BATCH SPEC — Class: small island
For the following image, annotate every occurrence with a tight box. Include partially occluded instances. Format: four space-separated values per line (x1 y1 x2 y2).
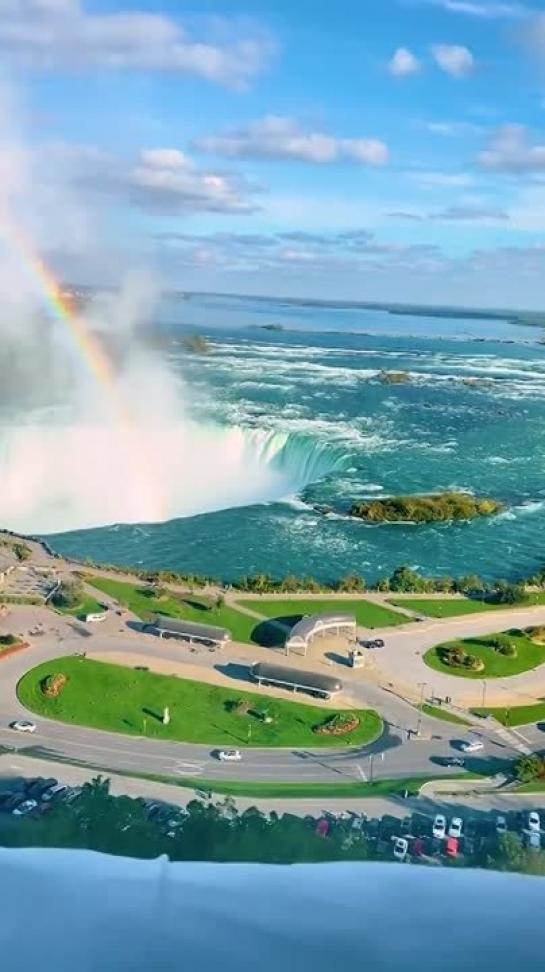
349 492 504 524
377 370 411 385
184 334 211 354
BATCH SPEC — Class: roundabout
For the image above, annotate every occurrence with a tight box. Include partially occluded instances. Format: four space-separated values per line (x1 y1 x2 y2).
2 585 545 795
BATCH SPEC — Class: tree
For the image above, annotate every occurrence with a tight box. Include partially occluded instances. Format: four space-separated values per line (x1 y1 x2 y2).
337 574 365 593
51 578 84 608
491 581 526 605
388 566 432 593
515 754 545 783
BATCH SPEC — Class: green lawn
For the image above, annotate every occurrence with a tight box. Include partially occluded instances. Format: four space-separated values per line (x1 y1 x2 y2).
236 597 409 628
86 576 259 644
424 631 545 679
420 703 472 726
390 593 545 618
168 775 470 799
388 597 502 618
516 781 545 793
55 594 105 620
18 657 383 748
471 702 545 727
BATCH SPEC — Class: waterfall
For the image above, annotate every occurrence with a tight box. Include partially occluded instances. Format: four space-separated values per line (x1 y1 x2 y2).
0 415 347 535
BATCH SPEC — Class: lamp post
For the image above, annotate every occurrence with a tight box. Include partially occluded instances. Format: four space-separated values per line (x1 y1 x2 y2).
368 751 384 783
416 681 427 736
482 681 487 708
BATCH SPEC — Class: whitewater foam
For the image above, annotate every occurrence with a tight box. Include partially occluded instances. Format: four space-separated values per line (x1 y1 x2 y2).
0 412 348 534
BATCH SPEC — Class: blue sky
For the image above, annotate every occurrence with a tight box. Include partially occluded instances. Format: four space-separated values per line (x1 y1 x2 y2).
8 0 545 307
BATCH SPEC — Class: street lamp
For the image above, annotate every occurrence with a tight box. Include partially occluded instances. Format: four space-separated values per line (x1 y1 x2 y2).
368 751 384 783
481 680 487 708
416 681 428 736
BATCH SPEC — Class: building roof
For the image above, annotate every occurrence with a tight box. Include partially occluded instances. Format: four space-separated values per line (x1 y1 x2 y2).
285 613 356 649
251 662 343 694
151 615 231 642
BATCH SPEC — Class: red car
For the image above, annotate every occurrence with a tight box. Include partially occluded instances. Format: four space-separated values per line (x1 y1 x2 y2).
446 837 459 858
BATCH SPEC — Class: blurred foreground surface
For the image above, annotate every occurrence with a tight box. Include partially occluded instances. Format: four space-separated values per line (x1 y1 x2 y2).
1 850 544 971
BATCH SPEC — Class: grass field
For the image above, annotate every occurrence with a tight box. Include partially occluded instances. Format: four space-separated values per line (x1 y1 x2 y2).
471 702 545 727
168 775 466 798
18 656 383 748
86 576 259 644
236 597 408 628
424 631 545 679
388 597 502 618
420 703 472 726
55 594 105 619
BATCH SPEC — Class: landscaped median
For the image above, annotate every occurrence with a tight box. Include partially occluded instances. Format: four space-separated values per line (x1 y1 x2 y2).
155 775 479 800
17 656 383 748
424 629 545 679
471 702 545 727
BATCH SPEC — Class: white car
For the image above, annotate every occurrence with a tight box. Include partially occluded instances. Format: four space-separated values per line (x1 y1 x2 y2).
527 811 541 833
217 750 242 762
496 815 508 835
12 799 37 816
448 817 463 839
10 720 36 734
392 837 408 861
460 738 484 754
432 814 447 839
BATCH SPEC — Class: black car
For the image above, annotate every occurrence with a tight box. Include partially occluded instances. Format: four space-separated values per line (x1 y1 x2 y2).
26 777 58 800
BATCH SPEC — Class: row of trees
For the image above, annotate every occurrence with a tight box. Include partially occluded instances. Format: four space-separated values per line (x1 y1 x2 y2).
3 776 545 876
75 559 545 601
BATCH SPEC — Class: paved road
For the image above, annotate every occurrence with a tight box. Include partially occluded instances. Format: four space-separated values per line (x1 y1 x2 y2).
0 606 528 786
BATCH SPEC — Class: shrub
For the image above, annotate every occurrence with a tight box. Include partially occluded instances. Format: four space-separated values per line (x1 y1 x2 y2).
440 645 484 672
41 673 68 698
515 754 545 783
314 712 360 736
526 626 545 643
0 633 18 646
488 634 517 657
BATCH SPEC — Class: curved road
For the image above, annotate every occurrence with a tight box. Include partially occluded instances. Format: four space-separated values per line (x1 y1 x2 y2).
0 603 538 786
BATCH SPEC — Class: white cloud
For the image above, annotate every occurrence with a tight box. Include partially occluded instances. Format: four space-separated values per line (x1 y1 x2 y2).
430 0 528 16
431 44 475 78
43 140 258 214
424 120 482 136
0 0 274 88
195 115 389 166
388 47 421 77
479 124 545 172
408 169 475 187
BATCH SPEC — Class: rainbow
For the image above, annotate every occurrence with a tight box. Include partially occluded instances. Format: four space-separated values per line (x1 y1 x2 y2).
7 221 131 423
2 222 166 523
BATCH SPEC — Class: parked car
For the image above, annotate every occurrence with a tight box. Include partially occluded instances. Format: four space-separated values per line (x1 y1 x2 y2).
373 638 385 648
392 837 409 861
525 831 541 850
12 799 38 816
9 720 36 733
460 738 484 754
527 811 541 833
496 815 508 835
41 784 69 802
216 750 242 762
445 837 459 858
409 836 426 858
26 778 58 801
432 814 447 839
448 817 463 839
